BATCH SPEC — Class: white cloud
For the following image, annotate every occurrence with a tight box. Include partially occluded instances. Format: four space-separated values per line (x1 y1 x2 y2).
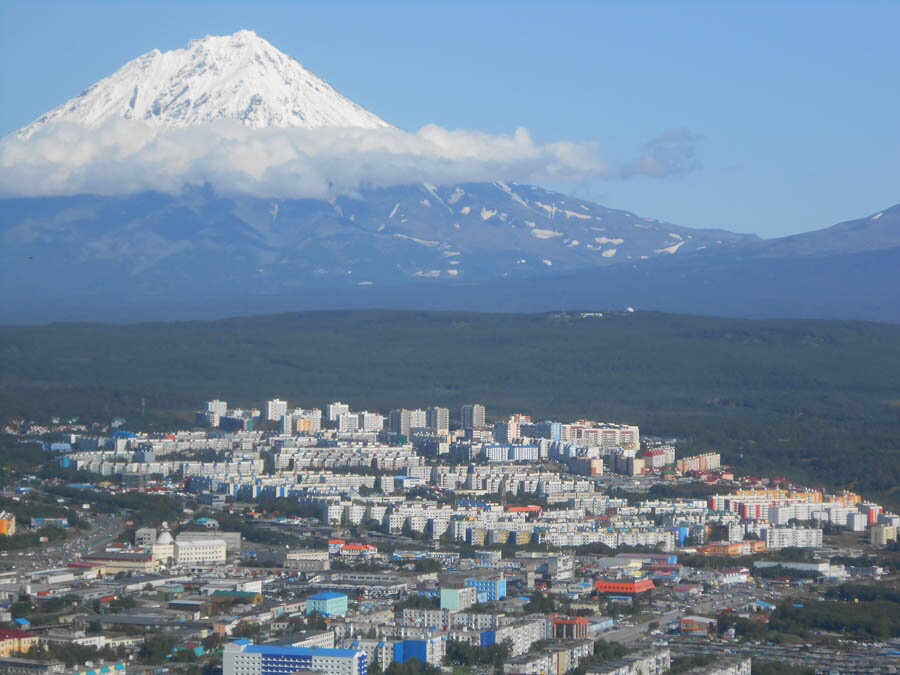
0 120 700 199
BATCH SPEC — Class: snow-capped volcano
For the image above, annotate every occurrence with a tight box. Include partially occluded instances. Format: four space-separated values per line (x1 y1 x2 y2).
16 30 390 138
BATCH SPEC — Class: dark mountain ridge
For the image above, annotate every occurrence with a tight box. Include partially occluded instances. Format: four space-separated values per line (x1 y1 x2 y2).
0 183 896 324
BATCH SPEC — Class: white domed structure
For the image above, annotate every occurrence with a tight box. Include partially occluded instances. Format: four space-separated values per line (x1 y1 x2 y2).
156 530 174 545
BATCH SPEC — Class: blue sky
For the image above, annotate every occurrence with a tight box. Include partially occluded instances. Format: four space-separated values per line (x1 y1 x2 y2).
1 0 898 238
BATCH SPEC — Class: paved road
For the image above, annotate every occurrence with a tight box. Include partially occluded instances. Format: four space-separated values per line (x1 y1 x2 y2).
3 514 124 573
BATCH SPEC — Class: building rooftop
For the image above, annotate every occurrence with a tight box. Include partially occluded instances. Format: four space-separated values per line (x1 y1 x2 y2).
309 591 347 600
244 645 361 658
0 629 36 639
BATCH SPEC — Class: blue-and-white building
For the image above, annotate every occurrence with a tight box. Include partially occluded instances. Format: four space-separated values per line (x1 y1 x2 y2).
224 640 366 675
465 575 507 601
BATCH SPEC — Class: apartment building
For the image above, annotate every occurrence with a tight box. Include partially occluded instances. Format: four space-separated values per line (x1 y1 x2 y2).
764 527 823 550
224 640 366 675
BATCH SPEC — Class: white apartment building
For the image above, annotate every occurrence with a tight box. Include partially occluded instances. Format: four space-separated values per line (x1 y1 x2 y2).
338 413 360 433
327 402 350 422
266 399 288 421
358 412 384 432
764 527 823 550
224 641 366 675
175 538 227 566
489 619 547 656
176 530 242 551
208 400 228 417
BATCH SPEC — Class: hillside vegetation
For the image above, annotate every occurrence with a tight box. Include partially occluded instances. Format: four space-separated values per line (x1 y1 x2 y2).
1 310 898 501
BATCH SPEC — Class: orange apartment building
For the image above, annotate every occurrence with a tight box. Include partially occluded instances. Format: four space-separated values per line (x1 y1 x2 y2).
594 578 655 596
0 512 15 536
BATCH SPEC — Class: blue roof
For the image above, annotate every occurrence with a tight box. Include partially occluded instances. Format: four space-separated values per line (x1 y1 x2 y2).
309 591 346 600
246 646 361 658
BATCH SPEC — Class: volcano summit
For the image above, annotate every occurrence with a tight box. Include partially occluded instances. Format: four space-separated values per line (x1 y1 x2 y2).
16 30 389 138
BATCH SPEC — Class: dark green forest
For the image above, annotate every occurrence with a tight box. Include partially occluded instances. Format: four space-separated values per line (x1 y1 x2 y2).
1 310 898 502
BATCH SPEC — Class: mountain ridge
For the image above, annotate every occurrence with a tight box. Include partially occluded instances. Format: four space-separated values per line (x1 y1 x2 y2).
0 181 759 296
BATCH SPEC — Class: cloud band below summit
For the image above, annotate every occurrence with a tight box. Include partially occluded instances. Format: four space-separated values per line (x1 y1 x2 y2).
0 120 699 199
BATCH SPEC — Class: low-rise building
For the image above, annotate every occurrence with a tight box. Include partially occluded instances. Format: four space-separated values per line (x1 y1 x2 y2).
0 513 15 537
306 592 349 617
0 631 38 658
175 538 227 566
680 616 717 636
285 549 331 572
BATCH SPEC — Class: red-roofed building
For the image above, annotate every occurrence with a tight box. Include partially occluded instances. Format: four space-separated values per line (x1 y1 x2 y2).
672 584 703 599
594 578 654 596
68 561 101 569
339 543 377 559
0 629 38 656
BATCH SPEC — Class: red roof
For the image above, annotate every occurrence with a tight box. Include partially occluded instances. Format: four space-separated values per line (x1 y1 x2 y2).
0 629 36 640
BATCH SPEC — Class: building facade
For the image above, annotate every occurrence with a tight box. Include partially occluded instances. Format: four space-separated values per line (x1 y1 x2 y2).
224 641 366 675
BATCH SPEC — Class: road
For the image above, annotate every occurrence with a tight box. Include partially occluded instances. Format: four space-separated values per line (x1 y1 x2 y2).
2 514 124 573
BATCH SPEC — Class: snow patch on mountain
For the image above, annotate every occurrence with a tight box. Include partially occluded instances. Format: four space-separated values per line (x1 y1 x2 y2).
535 201 558 219
447 188 465 204
531 228 562 239
655 240 686 254
394 233 440 247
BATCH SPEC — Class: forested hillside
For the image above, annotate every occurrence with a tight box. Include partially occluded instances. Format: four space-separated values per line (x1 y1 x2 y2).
1 310 898 502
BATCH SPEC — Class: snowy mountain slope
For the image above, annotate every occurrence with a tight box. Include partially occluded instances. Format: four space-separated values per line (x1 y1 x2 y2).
15 30 389 138
0 181 758 297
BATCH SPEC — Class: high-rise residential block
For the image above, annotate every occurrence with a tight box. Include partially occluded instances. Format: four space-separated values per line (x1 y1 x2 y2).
461 403 486 429
207 400 227 417
327 402 350 423
265 399 288 421
426 406 450 432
